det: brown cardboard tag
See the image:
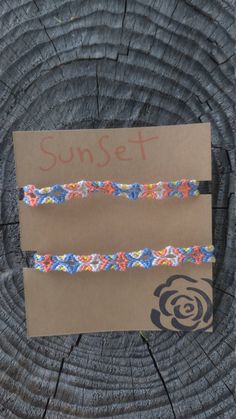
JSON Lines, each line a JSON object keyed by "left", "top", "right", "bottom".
{"left": 13, "top": 123, "right": 213, "bottom": 336}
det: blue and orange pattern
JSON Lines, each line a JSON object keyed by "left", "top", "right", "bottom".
{"left": 33, "top": 245, "right": 215, "bottom": 274}
{"left": 22, "top": 179, "right": 200, "bottom": 206}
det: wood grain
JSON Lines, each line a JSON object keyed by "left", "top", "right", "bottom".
{"left": 0, "top": 0, "right": 235, "bottom": 417}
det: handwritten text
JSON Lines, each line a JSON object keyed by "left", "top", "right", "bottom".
{"left": 39, "top": 131, "right": 159, "bottom": 171}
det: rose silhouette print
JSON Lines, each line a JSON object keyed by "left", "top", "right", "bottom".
{"left": 150, "top": 275, "right": 213, "bottom": 331}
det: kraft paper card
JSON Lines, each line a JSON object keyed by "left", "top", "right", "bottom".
{"left": 13, "top": 123, "right": 213, "bottom": 336}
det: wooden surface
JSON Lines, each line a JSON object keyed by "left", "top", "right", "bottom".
{"left": 0, "top": 1, "right": 235, "bottom": 418}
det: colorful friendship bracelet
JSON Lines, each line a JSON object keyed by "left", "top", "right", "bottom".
{"left": 21, "top": 179, "right": 199, "bottom": 206}
{"left": 33, "top": 245, "right": 215, "bottom": 274}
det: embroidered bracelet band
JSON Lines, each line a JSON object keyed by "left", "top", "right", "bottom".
{"left": 20, "top": 179, "right": 200, "bottom": 206}
{"left": 33, "top": 245, "right": 215, "bottom": 274}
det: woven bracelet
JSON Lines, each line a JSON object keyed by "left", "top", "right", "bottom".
{"left": 20, "top": 179, "right": 199, "bottom": 206}
{"left": 33, "top": 245, "right": 215, "bottom": 274}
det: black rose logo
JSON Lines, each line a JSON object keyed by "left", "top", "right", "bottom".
{"left": 150, "top": 275, "right": 213, "bottom": 331}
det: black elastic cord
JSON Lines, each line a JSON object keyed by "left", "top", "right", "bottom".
{"left": 198, "top": 180, "right": 212, "bottom": 194}
{"left": 18, "top": 187, "right": 24, "bottom": 201}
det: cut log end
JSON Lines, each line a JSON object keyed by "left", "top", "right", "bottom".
{"left": 0, "top": 0, "right": 235, "bottom": 418}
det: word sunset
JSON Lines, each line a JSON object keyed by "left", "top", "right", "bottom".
{"left": 38, "top": 131, "right": 160, "bottom": 171}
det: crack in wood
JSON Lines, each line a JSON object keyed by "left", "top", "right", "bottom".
{"left": 32, "top": 0, "right": 61, "bottom": 64}
{"left": 140, "top": 332, "right": 177, "bottom": 419}
{"left": 41, "top": 334, "right": 82, "bottom": 417}
{"left": 185, "top": 335, "right": 235, "bottom": 397}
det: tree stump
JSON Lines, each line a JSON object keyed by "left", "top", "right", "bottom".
{"left": 0, "top": 1, "right": 235, "bottom": 417}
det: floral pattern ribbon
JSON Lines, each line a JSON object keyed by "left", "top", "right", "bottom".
{"left": 33, "top": 245, "right": 215, "bottom": 274}
{"left": 21, "top": 179, "right": 200, "bottom": 206}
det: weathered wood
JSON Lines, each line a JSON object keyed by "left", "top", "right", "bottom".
{"left": 0, "top": 0, "right": 235, "bottom": 417}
